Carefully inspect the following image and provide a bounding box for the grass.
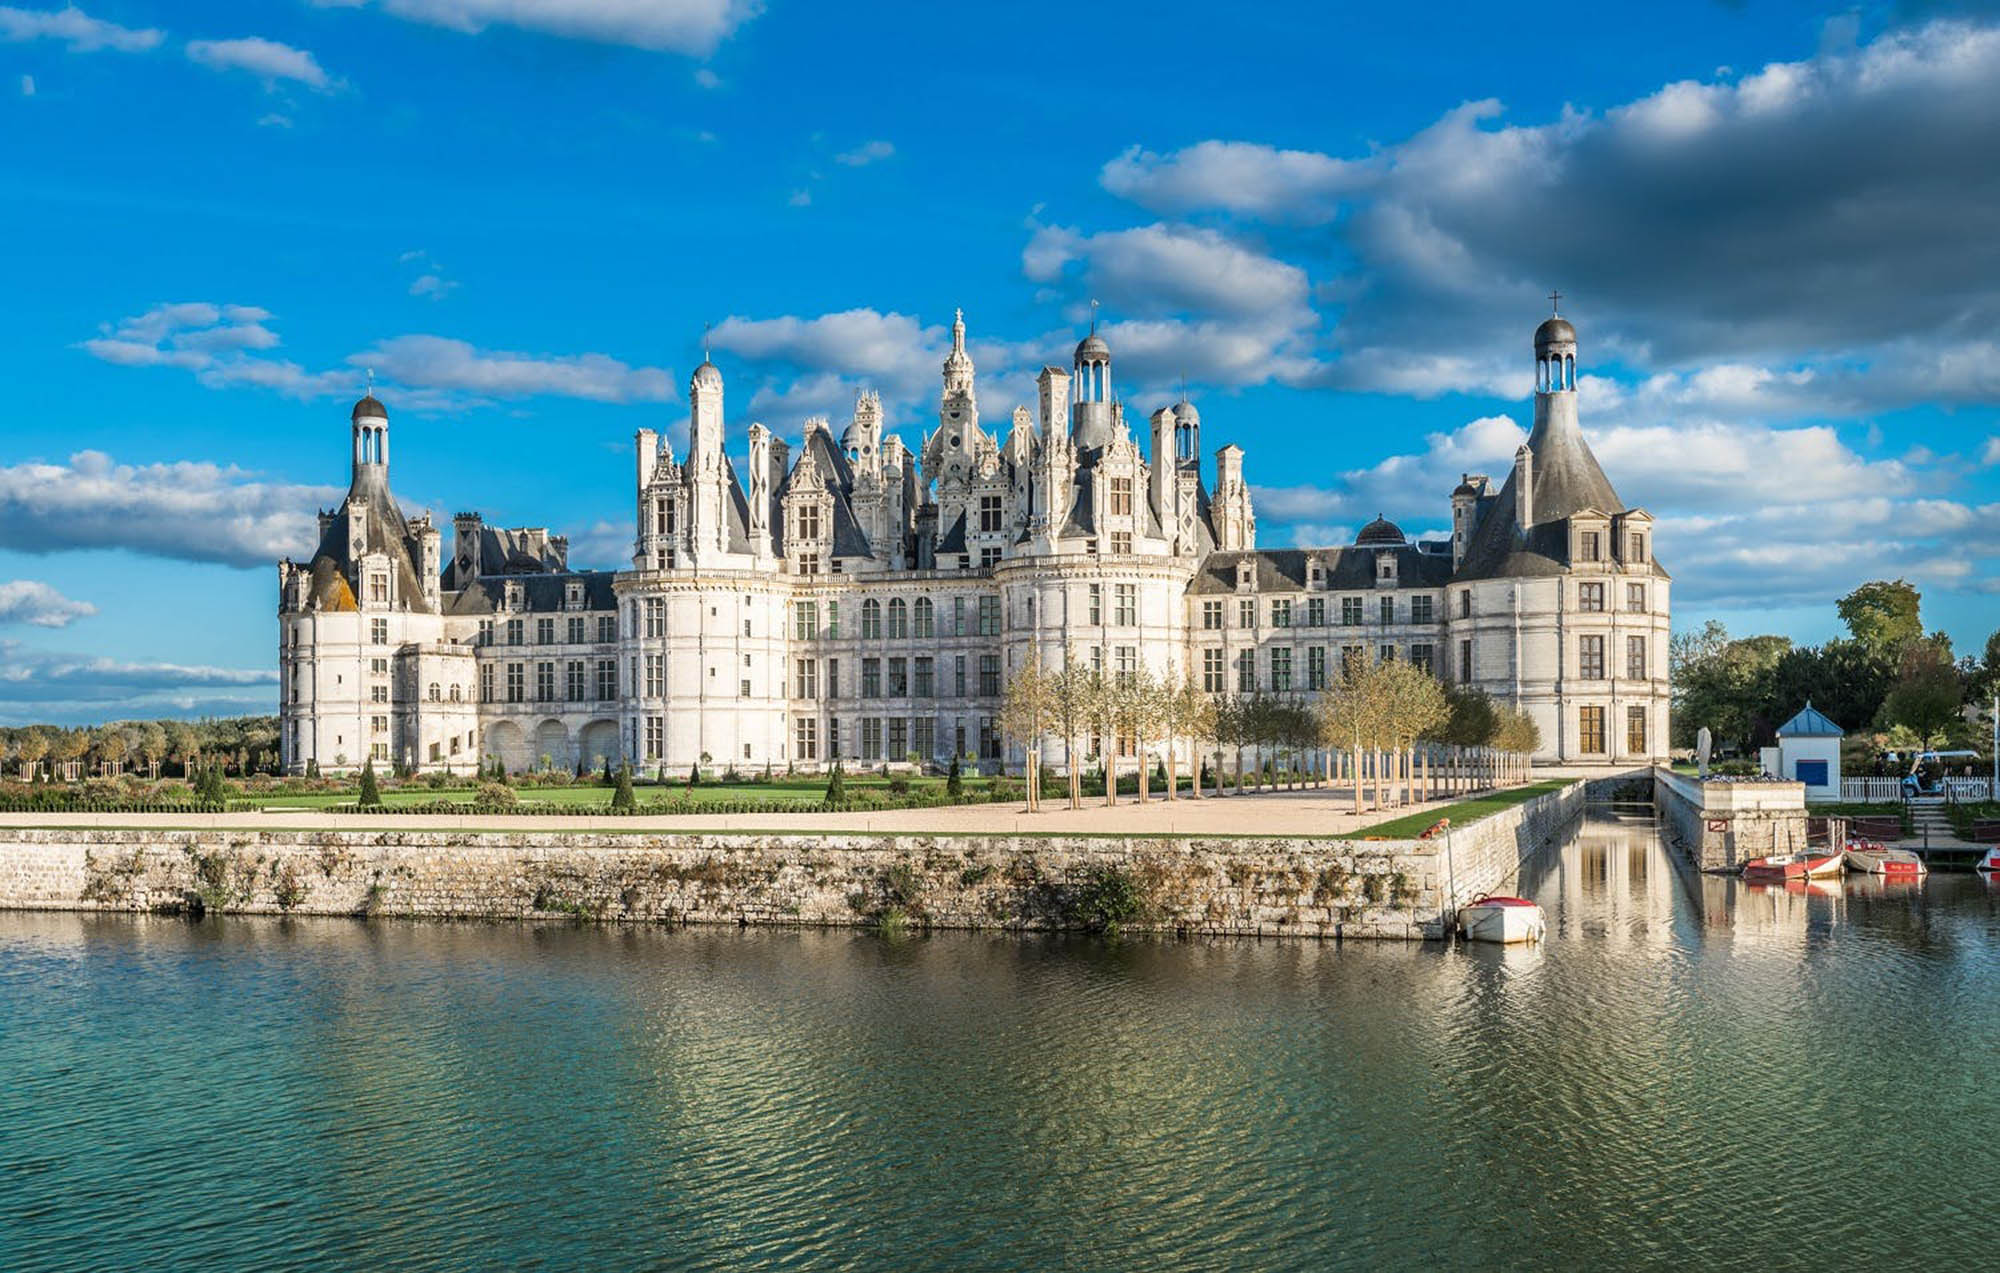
[243,775,995,811]
[1353,779,1571,840]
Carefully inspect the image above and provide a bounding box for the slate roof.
[305,465,431,613]
[444,570,619,616]
[1189,546,1453,594]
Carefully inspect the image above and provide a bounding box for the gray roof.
[1777,703,1845,738]
[1189,546,1452,595]
[1453,407,1651,582]
[445,570,618,616]
[305,464,430,613]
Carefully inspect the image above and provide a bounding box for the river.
[2,804,1994,1270]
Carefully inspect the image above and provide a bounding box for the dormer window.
[566,582,583,609]
[1579,531,1601,562]
[505,582,523,609]
[1628,532,1646,563]
[1235,561,1255,591]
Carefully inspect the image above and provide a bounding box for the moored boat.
[1457,895,1546,944]
[1978,847,2000,874]
[1842,842,1927,877]
[1741,848,1843,880]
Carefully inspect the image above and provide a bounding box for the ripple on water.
[1,809,1997,1271]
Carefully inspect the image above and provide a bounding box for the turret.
[1072,329,1113,450]
[350,392,388,490]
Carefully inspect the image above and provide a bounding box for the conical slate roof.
[1777,702,1844,738]
[1453,406,1629,581]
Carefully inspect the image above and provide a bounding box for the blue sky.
[2,0,1997,724]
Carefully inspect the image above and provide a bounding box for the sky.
[1,0,1997,725]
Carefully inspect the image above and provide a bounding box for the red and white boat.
[1977,847,2000,874]
[1842,842,1927,877]
[1741,848,1843,881]
[1457,895,1547,944]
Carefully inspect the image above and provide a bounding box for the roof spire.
[951,306,965,352]
[1089,297,1099,333]
[366,367,375,397]
[703,321,713,363]
[1548,289,1562,315]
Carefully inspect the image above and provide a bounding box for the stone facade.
[0,786,1585,940]
[1653,768,1812,871]
[277,310,1668,776]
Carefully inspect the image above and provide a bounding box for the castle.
[277,310,1670,775]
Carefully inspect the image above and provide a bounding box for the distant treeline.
[0,716,280,782]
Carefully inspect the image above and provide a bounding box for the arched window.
[450,684,462,702]
[428,682,440,701]
[1565,354,1575,390]
[887,598,908,639]
[913,596,934,638]
[861,598,882,639]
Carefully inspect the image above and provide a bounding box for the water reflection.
[1,806,1996,1271]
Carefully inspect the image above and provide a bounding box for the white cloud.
[0,4,163,52]
[257,111,293,128]
[787,188,811,207]
[19,73,33,95]
[0,640,276,722]
[564,518,634,570]
[80,301,671,407]
[186,36,334,90]
[1024,222,1311,320]
[713,309,940,392]
[692,66,719,89]
[1983,435,2000,466]
[1100,140,1371,222]
[409,273,456,299]
[0,580,96,628]
[0,450,339,568]
[834,139,894,167]
[313,0,761,56]
[356,334,673,404]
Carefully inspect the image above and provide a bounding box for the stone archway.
[578,719,622,773]
[533,719,571,772]
[485,720,529,773]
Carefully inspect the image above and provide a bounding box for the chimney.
[1514,446,1534,528]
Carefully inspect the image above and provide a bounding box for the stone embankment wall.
[0,785,1584,940]
[1653,767,1809,871]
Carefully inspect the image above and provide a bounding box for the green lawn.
[1353,780,1571,839]
[244,775,992,810]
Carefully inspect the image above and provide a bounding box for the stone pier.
[1652,767,1809,872]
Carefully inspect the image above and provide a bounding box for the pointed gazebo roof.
[1776,702,1844,738]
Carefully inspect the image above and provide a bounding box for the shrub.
[825,762,846,804]
[887,773,912,796]
[475,781,517,809]
[611,763,636,811]
[988,778,1021,803]
[946,756,963,798]
[357,759,383,808]
[1071,865,1146,934]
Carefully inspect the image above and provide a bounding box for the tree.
[611,762,636,810]
[1158,671,1216,801]
[824,760,846,804]
[1081,666,1120,806]
[96,727,129,777]
[17,729,48,782]
[1115,667,1163,803]
[1838,579,1923,657]
[357,758,383,807]
[1375,661,1448,803]
[998,645,1054,810]
[1047,650,1094,810]
[138,722,167,779]
[946,755,963,799]
[1879,638,1962,750]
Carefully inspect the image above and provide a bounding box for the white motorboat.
[1841,842,1926,877]
[1457,895,1546,944]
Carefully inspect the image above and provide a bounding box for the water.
[2,805,1995,1272]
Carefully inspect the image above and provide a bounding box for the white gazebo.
[1775,702,1844,802]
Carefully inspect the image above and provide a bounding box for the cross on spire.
[703,321,713,362]
[1089,298,1099,333]
[366,367,375,396]
[1548,289,1563,315]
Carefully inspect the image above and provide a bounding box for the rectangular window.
[1240,599,1257,629]
[980,546,1001,569]
[740,678,751,699]
[1627,635,1648,681]
[1580,531,1601,562]
[370,684,388,704]
[827,658,840,700]
[478,619,494,646]
[1342,645,1364,675]
[644,717,664,762]
[566,660,585,701]
[536,618,555,645]
[977,596,1000,636]
[644,654,665,698]
[644,599,666,639]
[1114,584,1136,626]
[796,658,818,699]
[1580,705,1606,754]
[1306,597,1326,627]
[1110,531,1132,555]
[861,718,883,761]
[1088,584,1102,625]
[794,601,817,641]
[1379,644,1396,663]
[954,655,967,698]
[369,574,388,604]
[371,618,389,645]
[1236,648,1256,693]
[1341,597,1363,626]
[980,717,1000,761]
[979,495,1003,533]
[794,716,818,761]
[978,654,1000,697]
[1411,595,1434,624]
[1411,644,1434,674]
[480,665,494,704]
[1627,583,1646,612]
[1202,647,1225,693]
[1629,533,1646,563]
[914,656,934,698]
[535,661,554,701]
[506,618,523,645]
[913,717,935,759]
[505,663,524,703]
[566,616,585,644]
[1458,591,1472,619]
[953,596,966,636]
[861,602,882,640]
[862,658,882,698]
[1579,582,1604,612]
[1579,634,1605,680]
[1114,645,1137,684]
[888,657,909,697]
[596,659,617,701]
[1108,477,1133,516]
[1307,646,1327,691]
[1379,596,1394,625]
[1271,598,1291,628]
[597,615,616,643]
[887,718,908,760]
[1202,600,1223,630]
[1270,647,1292,692]
[797,502,821,540]
[1627,705,1648,755]
[1459,639,1473,683]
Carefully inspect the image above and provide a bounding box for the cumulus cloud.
[312,0,760,57]
[0,580,96,628]
[186,36,334,90]
[0,451,339,568]
[713,309,941,394]
[1100,140,1371,222]
[80,301,672,407]
[0,4,163,52]
[1983,435,2000,466]
[834,139,894,166]
[19,73,33,94]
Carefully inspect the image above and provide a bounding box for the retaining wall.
[1653,768,1809,871]
[0,784,1585,940]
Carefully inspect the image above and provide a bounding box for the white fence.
[1840,776,1993,802]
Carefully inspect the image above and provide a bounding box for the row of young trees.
[0,717,281,783]
[999,644,1541,811]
